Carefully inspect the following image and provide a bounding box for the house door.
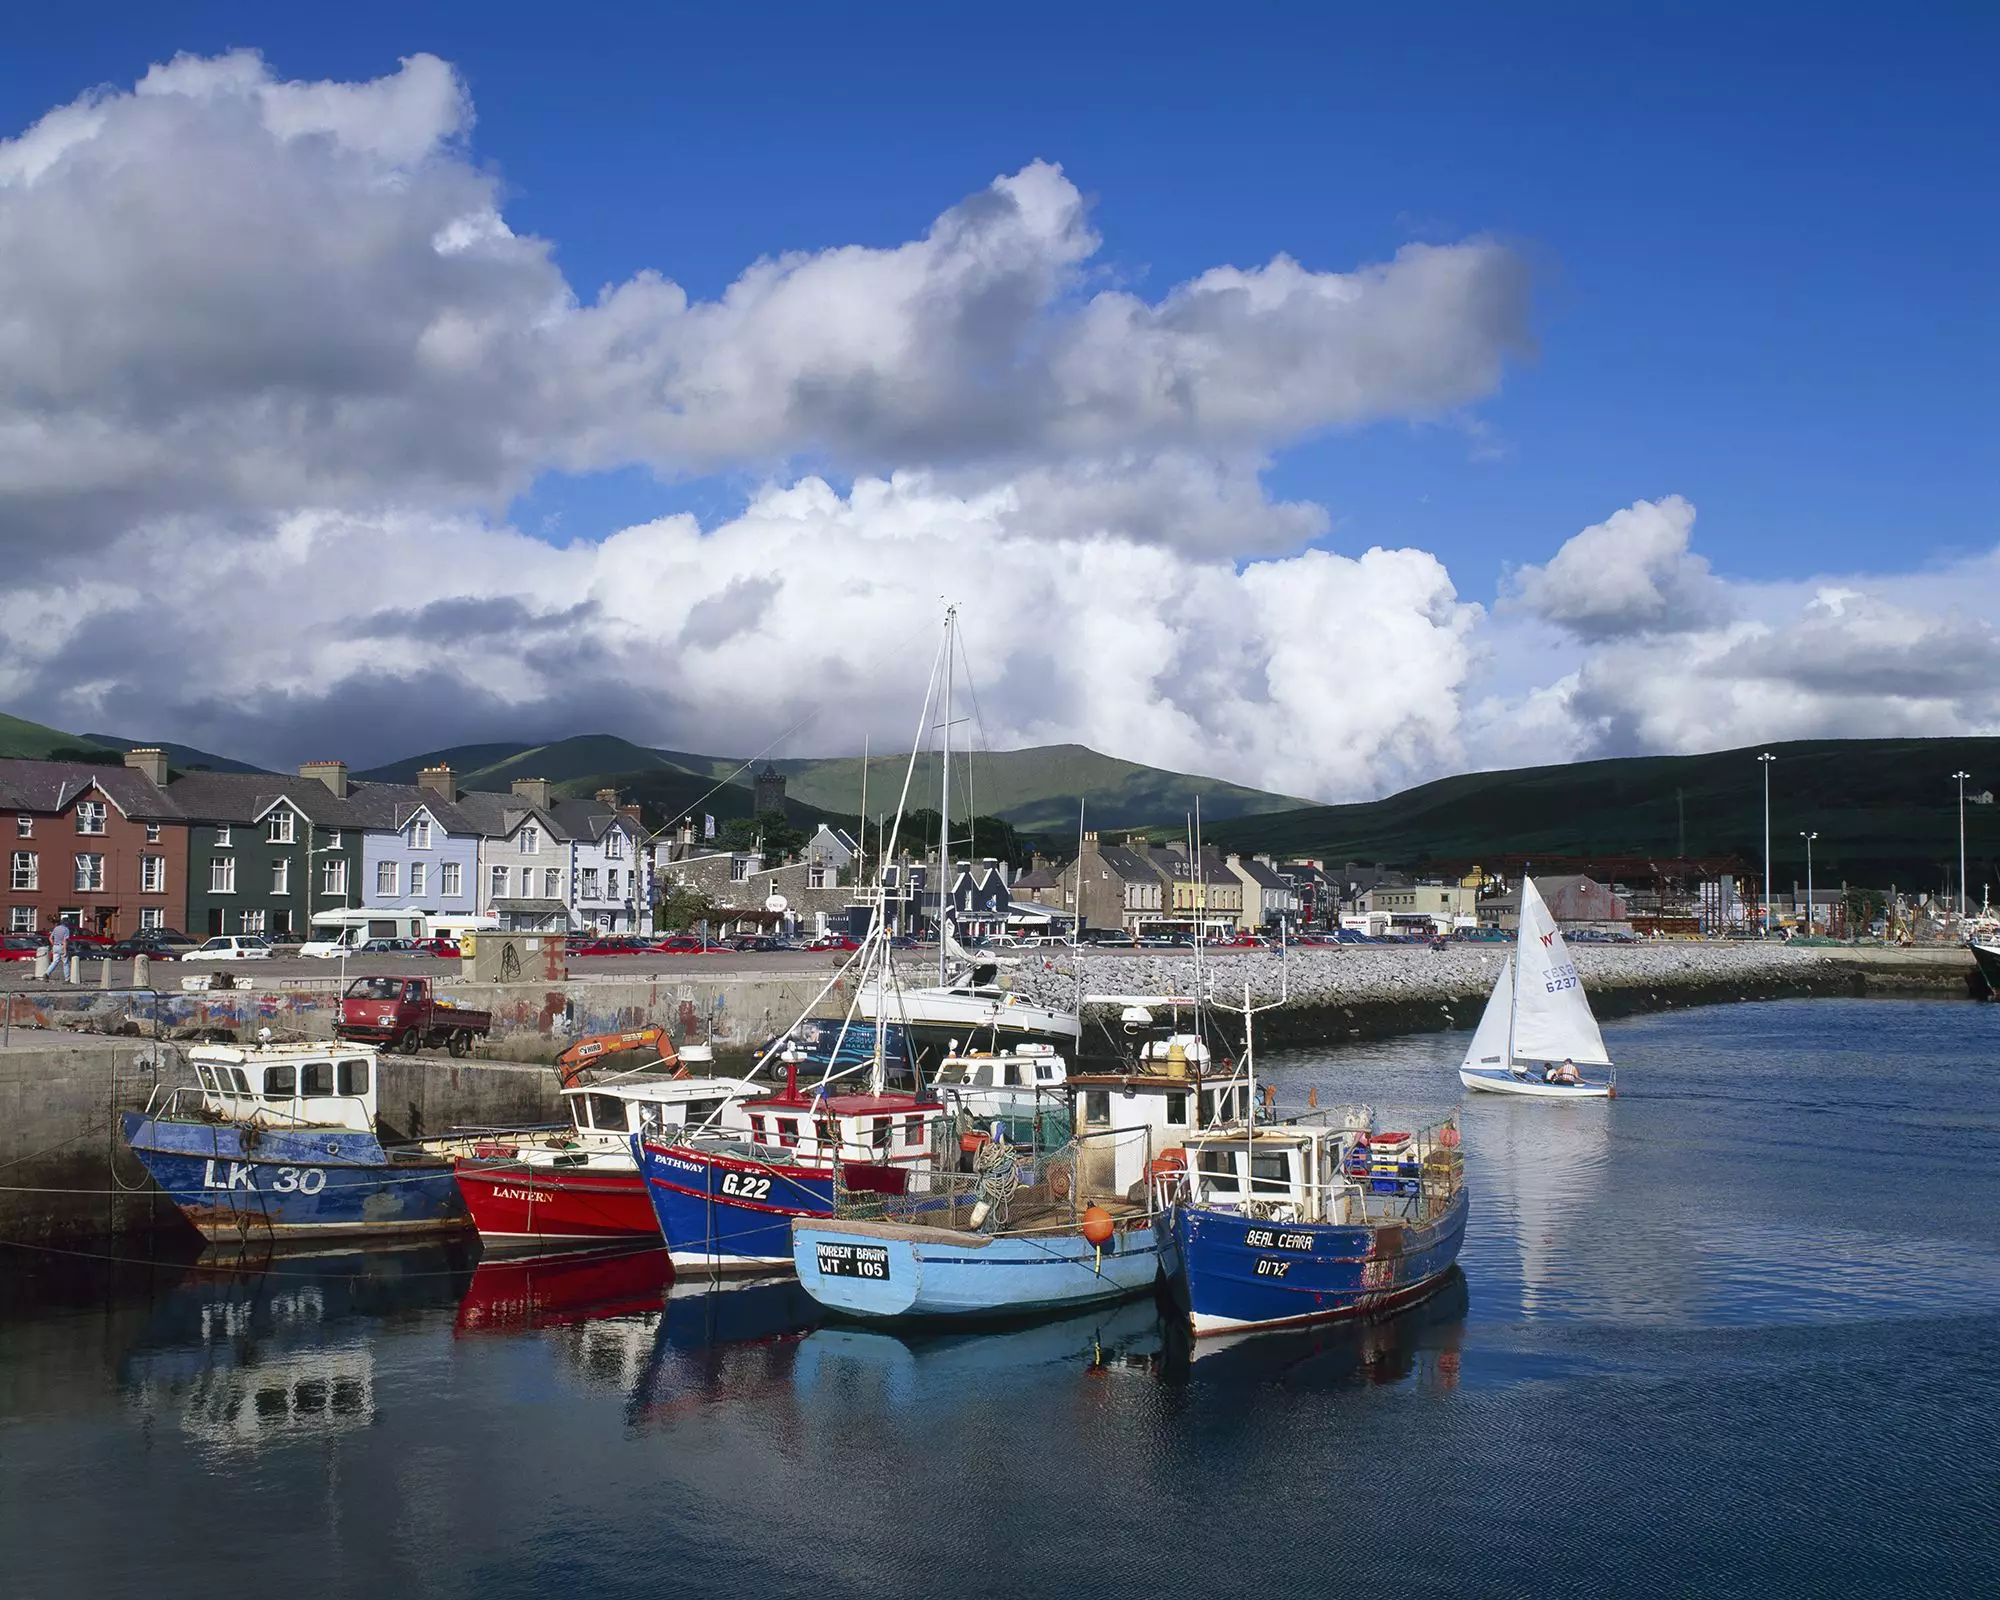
[95,907,118,935]
[207,908,223,936]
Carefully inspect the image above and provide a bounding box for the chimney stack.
[511,778,554,810]
[418,764,458,803]
[594,787,621,808]
[619,803,643,825]
[299,760,349,799]
[124,748,168,787]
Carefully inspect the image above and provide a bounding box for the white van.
[299,911,430,959]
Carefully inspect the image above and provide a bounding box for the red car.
[808,934,860,951]
[645,935,711,954]
[412,937,461,958]
[575,938,644,956]
[0,935,41,961]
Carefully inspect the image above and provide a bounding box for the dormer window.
[408,818,432,850]
[605,830,624,860]
[519,824,539,855]
[267,810,295,844]
[75,801,107,836]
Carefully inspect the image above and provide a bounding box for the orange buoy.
[960,1131,988,1154]
[1080,1206,1115,1246]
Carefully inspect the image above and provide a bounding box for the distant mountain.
[353,741,537,784]
[1200,737,2000,893]
[83,733,267,774]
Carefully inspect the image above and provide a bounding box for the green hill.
[768,744,1309,833]
[83,733,267,774]
[0,712,110,760]
[1200,737,2000,894]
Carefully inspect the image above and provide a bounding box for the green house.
[167,766,365,939]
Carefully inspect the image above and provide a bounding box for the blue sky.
[2,4,1995,788]
[9,1,1991,593]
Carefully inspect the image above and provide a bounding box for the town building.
[1060,832,1164,932]
[454,779,655,933]
[1225,853,1299,930]
[802,823,859,887]
[167,762,367,939]
[948,858,1012,940]
[347,766,484,926]
[1,752,186,937]
[1357,879,1481,934]
[1145,844,1243,933]
[1478,874,1630,934]
[753,764,787,815]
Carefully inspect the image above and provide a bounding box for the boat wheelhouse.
[454,1073,758,1252]
[1165,1110,1469,1337]
[930,1042,1069,1143]
[121,1040,469,1243]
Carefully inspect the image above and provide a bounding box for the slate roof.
[341,781,482,837]
[1093,843,1162,885]
[163,770,370,828]
[1231,856,1291,890]
[0,758,181,820]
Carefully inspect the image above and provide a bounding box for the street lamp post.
[1799,831,1818,938]
[1953,770,1971,922]
[1758,752,1776,937]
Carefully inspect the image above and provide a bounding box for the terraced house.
[0,751,185,937]
[350,766,482,924]
[167,763,365,939]
[454,778,655,933]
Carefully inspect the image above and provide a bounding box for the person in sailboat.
[1546,1058,1579,1086]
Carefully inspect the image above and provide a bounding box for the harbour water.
[3,997,1996,1598]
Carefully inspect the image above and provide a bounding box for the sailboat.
[1458,877,1616,1098]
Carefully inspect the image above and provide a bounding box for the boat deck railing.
[829,1122,1156,1232]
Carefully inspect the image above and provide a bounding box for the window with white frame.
[376,861,398,896]
[518,824,539,855]
[490,865,509,900]
[326,829,341,848]
[145,822,161,842]
[75,801,107,835]
[9,906,34,931]
[580,868,600,899]
[409,818,432,849]
[14,816,29,838]
[241,910,265,934]
[808,866,827,890]
[606,869,620,899]
[210,856,235,893]
[267,810,295,844]
[141,855,165,893]
[11,852,37,891]
[731,858,751,882]
[272,858,290,895]
[140,907,163,930]
[441,861,461,897]
[321,857,348,896]
[409,862,428,897]
[605,830,624,859]
[73,853,105,891]
[214,826,231,846]
[543,867,559,899]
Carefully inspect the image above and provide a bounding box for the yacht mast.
[938,605,954,987]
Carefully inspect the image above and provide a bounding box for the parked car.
[577,938,645,956]
[182,936,274,961]
[411,937,462,958]
[647,935,711,954]
[335,976,492,1056]
[0,935,42,962]
[729,935,784,952]
[357,937,420,954]
[109,936,183,960]
[807,933,860,952]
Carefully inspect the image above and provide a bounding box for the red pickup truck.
[336,976,493,1057]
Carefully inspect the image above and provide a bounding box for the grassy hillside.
[1201,737,2000,894]
[84,733,267,774]
[768,744,1310,832]
[0,712,107,760]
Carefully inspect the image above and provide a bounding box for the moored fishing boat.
[1459,876,1617,1098]
[453,1032,757,1252]
[121,1039,469,1244]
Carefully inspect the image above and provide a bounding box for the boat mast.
[938,606,953,987]
[1506,868,1527,1071]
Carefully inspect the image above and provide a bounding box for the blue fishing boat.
[1165,1111,1469,1337]
[121,1040,469,1245]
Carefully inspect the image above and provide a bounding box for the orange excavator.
[554,1026,682,1090]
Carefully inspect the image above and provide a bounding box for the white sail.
[1461,958,1513,1069]
[1509,878,1612,1067]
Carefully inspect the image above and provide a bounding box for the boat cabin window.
[937,1062,971,1085]
[585,1094,628,1131]
[816,1118,838,1148]
[1036,1064,1059,1082]
[1166,1090,1188,1125]
[1199,1088,1244,1125]
[300,1061,334,1097]
[777,1116,799,1147]
[681,1099,726,1130]
[749,1114,767,1138]
[264,1064,296,1098]
[1083,1090,1110,1127]
[1001,1062,1022,1087]
[212,1065,249,1094]
[1195,1148,1240,1196]
[1249,1149,1294,1197]
[872,1117,891,1150]
[352,977,400,1001]
[904,1114,924,1146]
[337,1059,369,1097]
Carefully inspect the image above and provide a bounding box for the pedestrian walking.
[46,920,71,983]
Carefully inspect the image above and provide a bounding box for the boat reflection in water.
[1165,1266,1469,1391]
[455,1244,674,1336]
[793,1295,1167,1408]
[117,1242,472,1454]
[627,1275,823,1426]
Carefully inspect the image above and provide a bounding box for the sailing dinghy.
[1458,878,1616,1098]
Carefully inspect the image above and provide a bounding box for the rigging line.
[658,611,940,832]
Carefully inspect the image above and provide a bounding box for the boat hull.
[793,1213,1163,1322]
[636,1139,841,1271]
[1169,1186,1470,1337]
[121,1113,468,1242]
[453,1158,660,1250]
[1458,1066,1613,1098]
